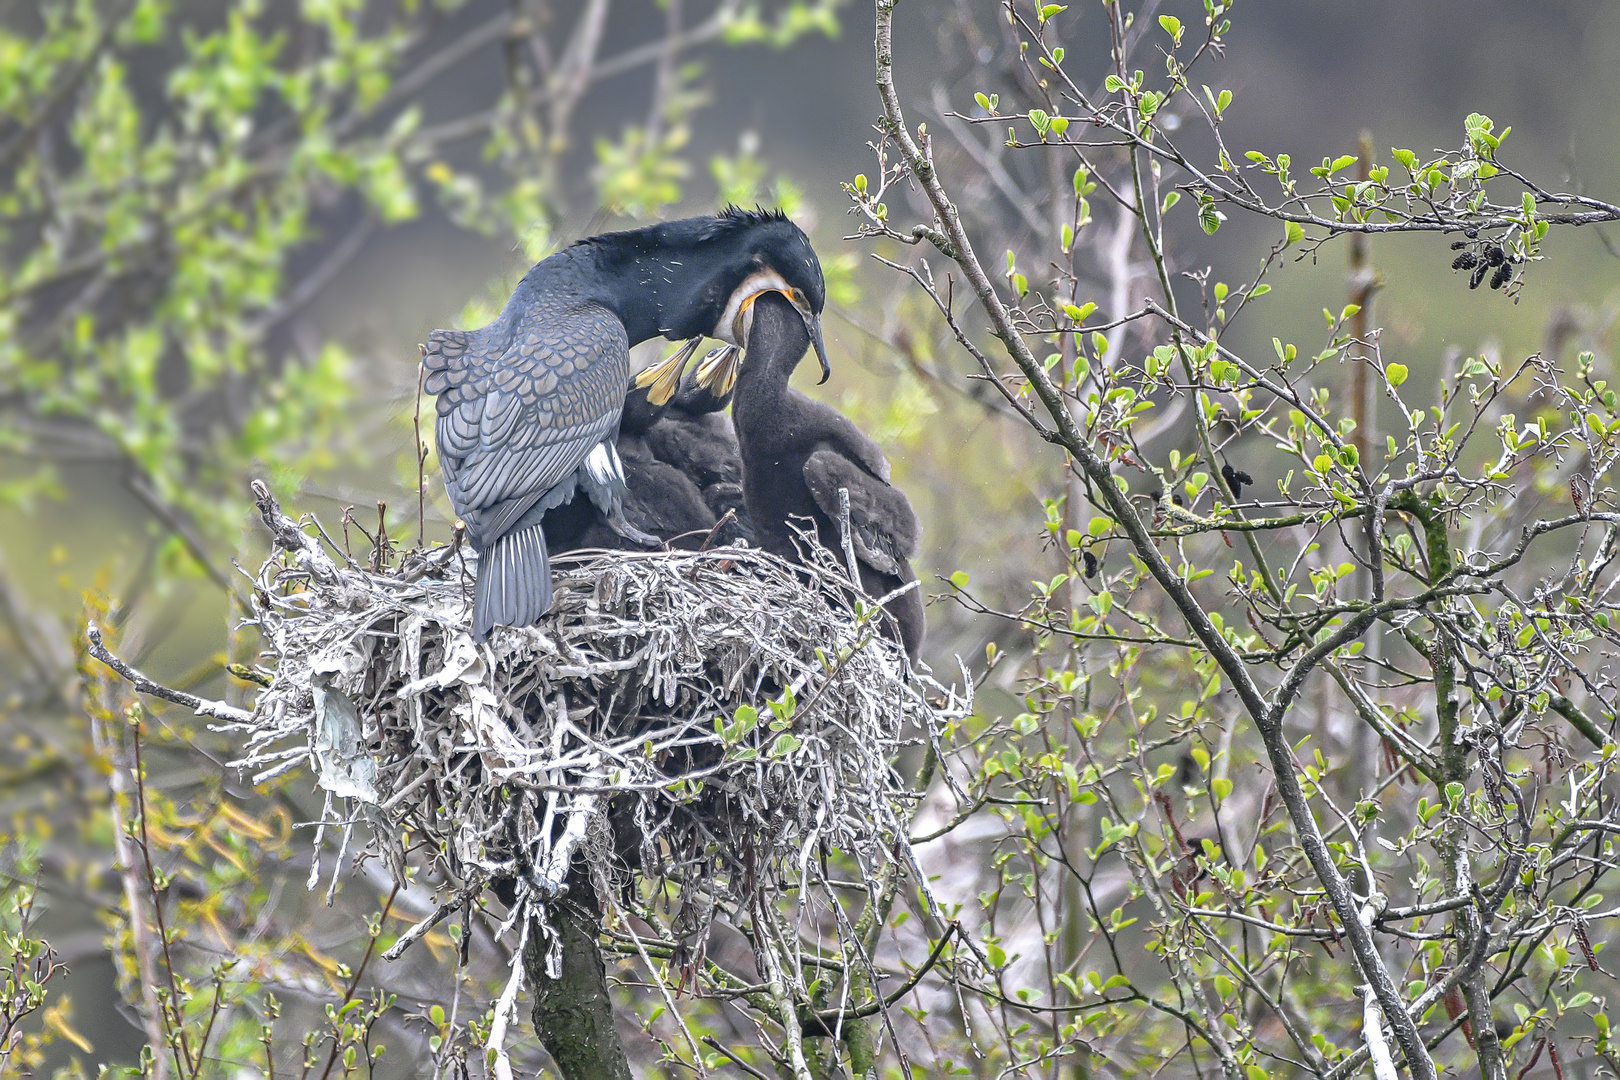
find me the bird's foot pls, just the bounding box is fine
[609,516,664,550]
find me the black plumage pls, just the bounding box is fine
[1220,462,1253,500]
[423,207,827,640]
[732,292,925,662]
[643,362,755,545]
[543,378,722,553]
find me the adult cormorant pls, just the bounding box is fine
[731,292,925,662]
[423,208,827,640]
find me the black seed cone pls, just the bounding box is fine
[1221,462,1254,499]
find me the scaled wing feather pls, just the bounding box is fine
[425,299,631,550]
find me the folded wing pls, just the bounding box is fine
[424,298,630,549]
[801,447,920,578]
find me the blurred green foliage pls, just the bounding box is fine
[12,0,1620,1076]
[0,0,845,1075]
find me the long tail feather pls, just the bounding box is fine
[471,524,552,641]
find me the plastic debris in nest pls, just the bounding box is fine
[223,482,969,1042]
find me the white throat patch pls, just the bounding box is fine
[713,267,792,345]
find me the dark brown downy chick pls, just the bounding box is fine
[543,379,718,553]
[731,292,925,663]
[643,361,755,545]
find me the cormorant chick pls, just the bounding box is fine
[543,379,719,553]
[643,359,755,545]
[731,292,925,662]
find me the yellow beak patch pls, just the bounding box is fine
[633,336,703,405]
[694,344,742,397]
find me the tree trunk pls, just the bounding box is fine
[525,863,633,1080]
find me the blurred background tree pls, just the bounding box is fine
[842,2,1620,1079]
[0,0,846,1075]
[8,0,1620,1077]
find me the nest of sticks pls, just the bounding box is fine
[223,482,965,991]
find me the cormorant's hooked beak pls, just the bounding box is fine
[721,284,833,387]
[804,311,831,385]
[776,288,830,385]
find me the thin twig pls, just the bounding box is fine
[86,624,252,723]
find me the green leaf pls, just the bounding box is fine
[1386,363,1408,387]
[1284,220,1304,246]
[1212,777,1232,802]
[1088,515,1112,537]
[1158,14,1182,43]
[950,570,970,589]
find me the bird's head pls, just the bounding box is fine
[720,210,827,359]
[736,289,813,386]
[633,207,829,402]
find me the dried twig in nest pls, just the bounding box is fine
[173,481,968,1070]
